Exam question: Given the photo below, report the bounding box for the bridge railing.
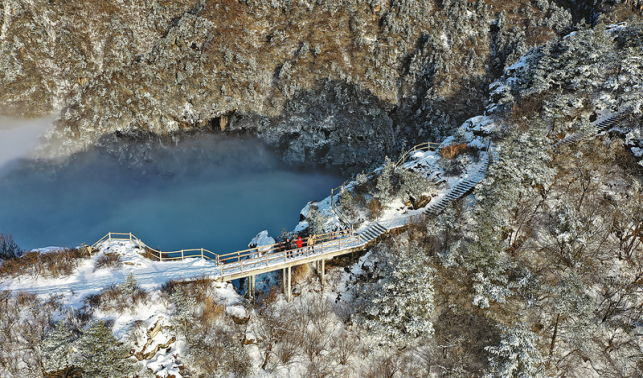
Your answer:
[90,229,355,270]
[219,233,362,277]
[394,141,442,169]
[92,232,218,262]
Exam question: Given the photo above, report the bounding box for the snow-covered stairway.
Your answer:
[424,157,490,217]
[357,222,387,244]
[553,111,626,148]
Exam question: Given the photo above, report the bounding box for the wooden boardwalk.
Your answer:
[91,146,492,301]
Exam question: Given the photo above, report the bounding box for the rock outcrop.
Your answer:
[2,0,636,168]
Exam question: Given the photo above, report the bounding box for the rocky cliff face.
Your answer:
[1,0,637,169]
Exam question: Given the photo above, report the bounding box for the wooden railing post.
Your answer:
[181,250,184,260]
[216,254,220,266]
[108,232,112,243]
[159,252,163,262]
[201,248,204,260]
[129,232,132,241]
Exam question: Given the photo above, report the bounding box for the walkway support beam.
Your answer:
[250,275,255,302]
[321,259,325,286]
[287,266,292,302]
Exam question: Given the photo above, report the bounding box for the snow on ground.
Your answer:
[0,241,222,300]
[0,241,247,378]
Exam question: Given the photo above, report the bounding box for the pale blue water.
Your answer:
[0,135,343,253]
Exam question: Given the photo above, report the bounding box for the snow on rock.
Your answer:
[463,115,496,136]
[295,196,343,233]
[249,230,275,250]
[30,246,67,254]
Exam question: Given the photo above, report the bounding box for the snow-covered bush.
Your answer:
[84,273,149,314]
[398,169,436,208]
[185,327,252,378]
[0,247,89,279]
[0,291,62,378]
[93,251,123,271]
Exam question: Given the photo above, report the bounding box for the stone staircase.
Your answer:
[356,222,388,244]
[554,111,626,148]
[424,157,490,217]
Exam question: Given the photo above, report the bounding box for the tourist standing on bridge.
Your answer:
[285,237,293,258]
[296,236,303,256]
[307,234,315,253]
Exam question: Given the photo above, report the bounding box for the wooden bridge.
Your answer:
[91,145,491,301]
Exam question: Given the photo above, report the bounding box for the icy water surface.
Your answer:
[0,132,343,252]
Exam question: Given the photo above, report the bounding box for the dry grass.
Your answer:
[160,276,214,303]
[440,143,469,159]
[0,248,90,279]
[84,282,149,314]
[292,263,312,285]
[93,252,122,271]
[201,296,225,327]
[140,247,160,260]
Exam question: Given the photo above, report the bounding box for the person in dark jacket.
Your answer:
[285,237,293,258]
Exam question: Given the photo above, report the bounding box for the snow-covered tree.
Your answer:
[374,156,396,203]
[464,120,555,293]
[0,233,22,259]
[355,242,435,347]
[73,321,149,378]
[338,184,356,220]
[42,321,74,373]
[306,205,328,235]
[170,287,197,339]
[485,323,546,378]
[118,272,138,297]
[399,168,435,206]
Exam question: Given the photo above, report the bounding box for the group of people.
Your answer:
[281,234,316,258]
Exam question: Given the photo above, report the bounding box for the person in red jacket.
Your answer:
[296,236,303,256]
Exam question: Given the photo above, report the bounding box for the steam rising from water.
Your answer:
[0,116,54,178]
[0,130,343,252]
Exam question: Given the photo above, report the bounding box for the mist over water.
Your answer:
[0,131,344,252]
[0,116,54,178]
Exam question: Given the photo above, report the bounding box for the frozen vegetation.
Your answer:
[3,2,643,378]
